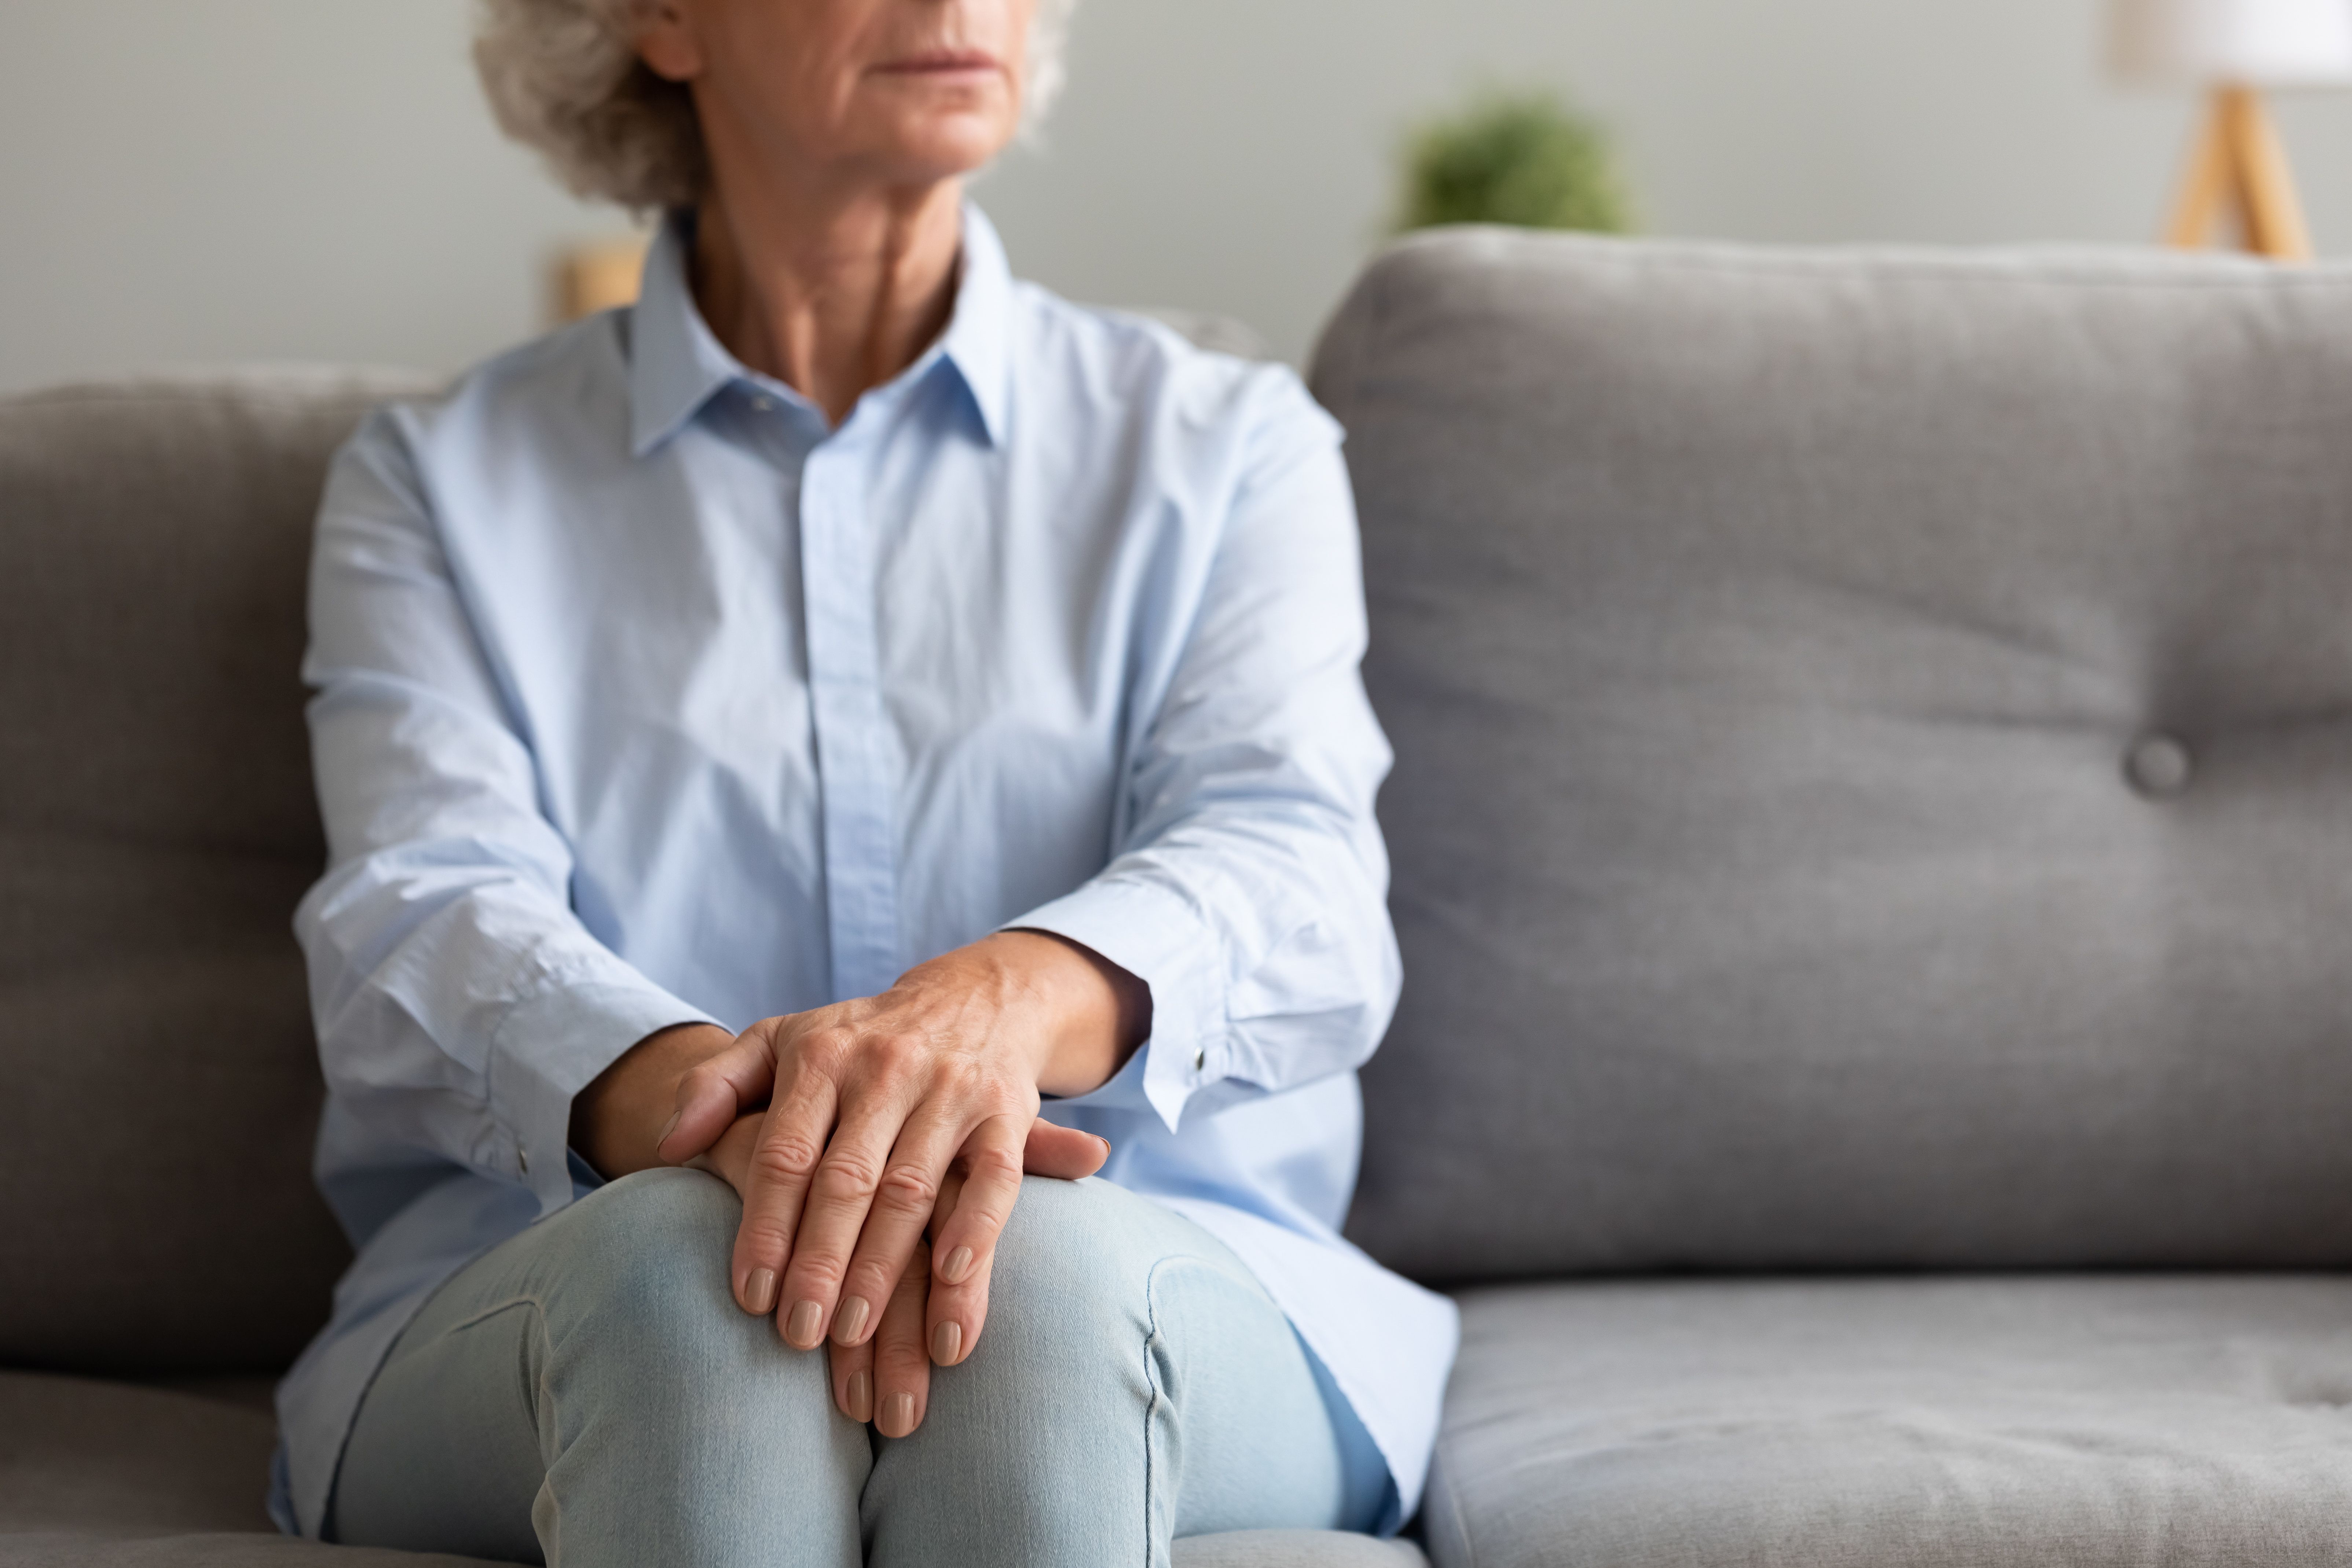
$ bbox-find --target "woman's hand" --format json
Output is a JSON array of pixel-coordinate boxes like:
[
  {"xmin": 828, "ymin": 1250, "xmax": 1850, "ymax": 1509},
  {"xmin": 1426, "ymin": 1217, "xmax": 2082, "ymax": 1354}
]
[
  {"xmin": 572, "ymin": 1020, "xmax": 740, "ymax": 1179},
  {"xmin": 571, "ymin": 1004, "xmax": 1113, "ymax": 1192},
  {"xmin": 688, "ymin": 1106, "xmax": 1104, "ymax": 1435},
  {"xmin": 653, "ymin": 932, "xmax": 1146, "ymax": 1373}
]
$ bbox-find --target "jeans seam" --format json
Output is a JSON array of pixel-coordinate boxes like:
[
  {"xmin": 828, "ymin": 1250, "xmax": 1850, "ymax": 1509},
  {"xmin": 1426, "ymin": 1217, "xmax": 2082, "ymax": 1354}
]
[
  {"xmin": 420, "ymin": 1294, "xmax": 560, "ymax": 1560},
  {"xmin": 442, "ymin": 1293, "xmax": 567, "ymax": 1565},
  {"xmin": 333, "ymin": 1292, "xmax": 555, "ymax": 1557},
  {"xmin": 432, "ymin": 1291, "xmax": 548, "ymax": 1337},
  {"xmin": 431, "ymin": 1289, "xmax": 554, "ymax": 1439},
  {"xmin": 1142, "ymin": 1260, "xmax": 1168, "ymax": 1568},
  {"xmin": 529, "ymin": 1296, "xmax": 561, "ymax": 1568},
  {"xmin": 1140, "ymin": 1251, "xmax": 1246, "ymax": 1566}
]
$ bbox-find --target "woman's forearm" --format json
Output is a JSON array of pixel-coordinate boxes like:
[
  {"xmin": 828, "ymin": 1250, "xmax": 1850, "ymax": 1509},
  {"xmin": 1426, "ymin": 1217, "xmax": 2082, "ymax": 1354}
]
[
  {"xmin": 986, "ymin": 928, "xmax": 1151, "ymax": 1098},
  {"xmin": 570, "ymin": 1020, "xmax": 738, "ymax": 1180}
]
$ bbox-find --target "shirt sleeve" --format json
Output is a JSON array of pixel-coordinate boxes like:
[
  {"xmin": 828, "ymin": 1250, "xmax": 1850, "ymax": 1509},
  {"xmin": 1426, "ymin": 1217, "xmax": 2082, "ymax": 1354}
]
[
  {"xmin": 294, "ymin": 407, "xmax": 718, "ymax": 1217},
  {"xmin": 1008, "ymin": 372, "xmax": 1403, "ymax": 1131}
]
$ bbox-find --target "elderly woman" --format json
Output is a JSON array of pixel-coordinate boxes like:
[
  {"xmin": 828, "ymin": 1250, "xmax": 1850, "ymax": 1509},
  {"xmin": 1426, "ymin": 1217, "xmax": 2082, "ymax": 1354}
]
[{"xmin": 270, "ymin": 0, "xmax": 1456, "ymax": 1563}]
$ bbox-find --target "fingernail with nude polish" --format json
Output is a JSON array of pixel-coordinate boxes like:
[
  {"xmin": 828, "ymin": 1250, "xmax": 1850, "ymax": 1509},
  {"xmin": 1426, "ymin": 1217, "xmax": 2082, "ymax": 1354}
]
[
  {"xmin": 931, "ymin": 1320, "xmax": 962, "ymax": 1365},
  {"xmin": 786, "ymin": 1300, "xmax": 824, "ymax": 1348},
  {"xmin": 834, "ymin": 1295, "xmax": 871, "ymax": 1344},
  {"xmin": 743, "ymin": 1268, "xmax": 777, "ymax": 1315},
  {"xmin": 941, "ymin": 1246, "xmax": 975, "ymax": 1285},
  {"xmin": 846, "ymin": 1369, "xmax": 873, "ymax": 1424},
  {"xmin": 1095, "ymin": 1135, "xmax": 1113, "ymax": 1155},
  {"xmin": 656, "ymin": 1111, "xmax": 681, "ymax": 1152},
  {"xmin": 881, "ymin": 1392, "xmax": 916, "ymax": 1438}
]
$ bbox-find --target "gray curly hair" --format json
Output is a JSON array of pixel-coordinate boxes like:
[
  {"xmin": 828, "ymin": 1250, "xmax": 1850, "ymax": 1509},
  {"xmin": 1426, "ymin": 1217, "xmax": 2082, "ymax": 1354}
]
[{"xmin": 475, "ymin": 0, "xmax": 1078, "ymax": 212}]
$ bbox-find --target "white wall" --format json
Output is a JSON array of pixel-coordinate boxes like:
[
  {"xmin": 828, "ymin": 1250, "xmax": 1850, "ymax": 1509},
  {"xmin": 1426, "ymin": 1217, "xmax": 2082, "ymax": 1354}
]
[{"xmin": 9, "ymin": 0, "xmax": 2352, "ymax": 390}]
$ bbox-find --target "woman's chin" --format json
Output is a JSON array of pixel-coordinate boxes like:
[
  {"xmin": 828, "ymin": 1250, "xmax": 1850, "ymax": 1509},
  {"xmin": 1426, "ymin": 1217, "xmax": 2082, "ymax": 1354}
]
[{"xmin": 855, "ymin": 120, "xmax": 1018, "ymax": 185}]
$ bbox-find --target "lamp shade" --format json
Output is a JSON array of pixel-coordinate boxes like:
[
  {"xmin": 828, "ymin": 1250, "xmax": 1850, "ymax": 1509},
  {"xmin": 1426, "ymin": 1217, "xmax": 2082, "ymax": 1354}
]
[{"xmin": 2110, "ymin": 0, "xmax": 2352, "ymax": 84}]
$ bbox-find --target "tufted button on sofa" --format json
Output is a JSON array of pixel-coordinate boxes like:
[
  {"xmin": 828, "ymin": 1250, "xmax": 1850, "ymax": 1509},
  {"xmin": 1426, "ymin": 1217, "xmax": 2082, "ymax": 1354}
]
[{"xmin": 10, "ymin": 230, "xmax": 2352, "ymax": 1566}]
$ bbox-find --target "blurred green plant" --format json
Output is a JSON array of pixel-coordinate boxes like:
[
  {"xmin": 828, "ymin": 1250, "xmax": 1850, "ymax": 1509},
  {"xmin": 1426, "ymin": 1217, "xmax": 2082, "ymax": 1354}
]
[{"xmin": 1397, "ymin": 90, "xmax": 1634, "ymax": 236}]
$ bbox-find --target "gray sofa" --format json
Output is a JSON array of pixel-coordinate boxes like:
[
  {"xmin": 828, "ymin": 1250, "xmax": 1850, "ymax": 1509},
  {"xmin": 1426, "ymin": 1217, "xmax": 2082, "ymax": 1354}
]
[{"xmin": 8, "ymin": 228, "xmax": 2352, "ymax": 1567}]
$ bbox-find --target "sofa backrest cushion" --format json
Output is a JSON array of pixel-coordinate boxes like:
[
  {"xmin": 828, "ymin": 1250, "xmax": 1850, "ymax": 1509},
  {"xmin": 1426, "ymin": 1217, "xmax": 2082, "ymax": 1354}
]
[
  {"xmin": 1315, "ymin": 231, "xmax": 2352, "ymax": 1283},
  {"xmin": 0, "ymin": 371, "xmax": 431, "ymax": 1372}
]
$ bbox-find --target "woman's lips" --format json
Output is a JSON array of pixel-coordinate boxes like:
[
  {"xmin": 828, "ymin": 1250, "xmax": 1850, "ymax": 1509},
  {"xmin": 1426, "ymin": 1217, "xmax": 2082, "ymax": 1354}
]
[{"xmin": 873, "ymin": 51, "xmax": 1003, "ymax": 76}]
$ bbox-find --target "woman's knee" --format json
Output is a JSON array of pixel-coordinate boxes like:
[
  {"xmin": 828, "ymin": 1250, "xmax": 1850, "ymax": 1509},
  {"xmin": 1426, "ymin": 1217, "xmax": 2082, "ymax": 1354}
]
[
  {"xmin": 963, "ymin": 1179, "xmax": 1367, "ymax": 1534},
  {"xmin": 982, "ymin": 1176, "xmax": 1164, "ymax": 1347},
  {"xmin": 528, "ymin": 1168, "xmax": 807, "ymax": 1390},
  {"xmin": 862, "ymin": 1178, "xmax": 1168, "ymax": 1543},
  {"xmin": 961, "ymin": 1175, "xmax": 1251, "ymax": 1397}
]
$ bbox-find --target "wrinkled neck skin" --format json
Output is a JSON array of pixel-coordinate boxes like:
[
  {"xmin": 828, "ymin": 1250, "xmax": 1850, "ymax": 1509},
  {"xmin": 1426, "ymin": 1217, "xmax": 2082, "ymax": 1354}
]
[{"xmin": 689, "ymin": 157, "xmax": 964, "ymax": 428}]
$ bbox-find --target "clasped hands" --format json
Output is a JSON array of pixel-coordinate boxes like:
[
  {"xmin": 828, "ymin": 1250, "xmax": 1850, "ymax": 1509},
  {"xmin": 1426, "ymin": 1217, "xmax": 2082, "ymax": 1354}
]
[{"xmin": 569, "ymin": 930, "xmax": 1147, "ymax": 1439}]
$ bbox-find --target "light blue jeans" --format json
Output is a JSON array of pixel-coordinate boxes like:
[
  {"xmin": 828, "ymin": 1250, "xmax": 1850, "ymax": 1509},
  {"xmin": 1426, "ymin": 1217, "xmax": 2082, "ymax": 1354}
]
[{"xmin": 327, "ymin": 1169, "xmax": 1388, "ymax": 1567}]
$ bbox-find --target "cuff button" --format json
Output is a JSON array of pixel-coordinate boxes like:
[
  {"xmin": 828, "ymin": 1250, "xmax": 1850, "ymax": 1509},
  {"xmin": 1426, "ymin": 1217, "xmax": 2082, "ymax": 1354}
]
[{"xmin": 1193, "ymin": 1047, "xmax": 1207, "ymax": 1071}]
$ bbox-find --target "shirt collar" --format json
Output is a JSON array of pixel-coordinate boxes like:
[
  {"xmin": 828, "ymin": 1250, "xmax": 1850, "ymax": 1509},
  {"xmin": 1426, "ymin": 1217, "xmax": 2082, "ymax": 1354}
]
[
  {"xmin": 938, "ymin": 204, "xmax": 1013, "ymax": 446},
  {"xmin": 629, "ymin": 201, "xmax": 1015, "ymax": 457}
]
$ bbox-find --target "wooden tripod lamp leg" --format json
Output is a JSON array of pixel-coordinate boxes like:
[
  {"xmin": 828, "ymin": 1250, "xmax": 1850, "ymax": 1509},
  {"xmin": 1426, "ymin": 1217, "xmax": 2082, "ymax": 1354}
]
[
  {"xmin": 2165, "ymin": 93, "xmax": 2232, "ymax": 249},
  {"xmin": 2166, "ymin": 85, "xmax": 2315, "ymax": 261},
  {"xmin": 2221, "ymin": 86, "xmax": 2315, "ymax": 261}
]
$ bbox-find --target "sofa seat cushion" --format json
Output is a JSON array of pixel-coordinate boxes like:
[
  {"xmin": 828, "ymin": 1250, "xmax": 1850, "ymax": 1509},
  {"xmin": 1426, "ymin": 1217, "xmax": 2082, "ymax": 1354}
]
[
  {"xmin": 1428, "ymin": 1275, "xmax": 2352, "ymax": 1568},
  {"xmin": 0, "ymin": 1372, "xmax": 285, "ymax": 1539},
  {"xmin": 0, "ymin": 1535, "xmax": 1423, "ymax": 1568},
  {"xmin": 1174, "ymin": 1534, "xmax": 1428, "ymax": 1567},
  {"xmin": 0, "ymin": 1536, "xmax": 495, "ymax": 1567},
  {"xmin": 0, "ymin": 1370, "xmax": 1420, "ymax": 1566}
]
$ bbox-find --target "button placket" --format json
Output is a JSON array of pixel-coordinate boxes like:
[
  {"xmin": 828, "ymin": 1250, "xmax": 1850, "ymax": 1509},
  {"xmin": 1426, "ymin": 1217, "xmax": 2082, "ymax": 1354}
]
[{"xmin": 799, "ymin": 437, "xmax": 903, "ymax": 1003}]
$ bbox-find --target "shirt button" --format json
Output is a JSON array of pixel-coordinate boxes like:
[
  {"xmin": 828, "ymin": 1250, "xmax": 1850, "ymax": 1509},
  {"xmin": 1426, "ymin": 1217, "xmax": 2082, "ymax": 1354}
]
[
  {"xmin": 517, "ymin": 1148, "xmax": 531, "ymax": 1175},
  {"xmin": 750, "ymin": 395, "xmax": 775, "ymax": 414},
  {"xmin": 1193, "ymin": 1047, "xmax": 1207, "ymax": 1071},
  {"xmin": 2125, "ymin": 733, "xmax": 2194, "ymax": 798}
]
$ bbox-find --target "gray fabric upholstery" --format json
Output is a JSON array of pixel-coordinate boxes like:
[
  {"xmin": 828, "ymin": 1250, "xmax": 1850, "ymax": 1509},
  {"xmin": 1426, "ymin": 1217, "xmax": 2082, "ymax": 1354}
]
[
  {"xmin": 1315, "ymin": 229, "xmax": 2352, "ymax": 1283},
  {"xmin": 0, "ymin": 371, "xmax": 437, "ymax": 1374},
  {"xmin": 1172, "ymin": 1533, "xmax": 1428, "ymax": 1567},
  {"xmin": 0, "ymin": 1371, "xmax": 281, "ymax": 1537},
  {"xmin": 0, "ymin": 1536, "xmax": 1412, "ymax": 1568},
  {"xmin": 0, "ymin": 1537, "xmax": 491, "ymax": 1567},
  {"xmin": 1425, "ymin": 1275, "xmax": 2352, "ymax": 1568}
]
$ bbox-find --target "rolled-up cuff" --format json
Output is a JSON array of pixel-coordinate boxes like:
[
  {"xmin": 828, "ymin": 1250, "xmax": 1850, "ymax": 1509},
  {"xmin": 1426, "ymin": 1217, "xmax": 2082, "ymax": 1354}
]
[
  {"xmin": 489, "ymin": 978, "xmax": 719, "ymax": 1215},
  {"xmin": 1007, "ymin": 878, "xmax": 1227, "ymax": 1132}
]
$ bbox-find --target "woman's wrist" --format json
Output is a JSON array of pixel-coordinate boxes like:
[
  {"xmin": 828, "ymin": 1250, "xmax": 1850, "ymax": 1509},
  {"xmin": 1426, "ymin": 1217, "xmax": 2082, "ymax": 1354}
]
[
  {"xmin": 985, "ymin": 930, "xmax": 1150, "ymax": 1098},
  {"xmin": 569, "ymin": 1020, "xmax": 737, "ymax": 1179}
]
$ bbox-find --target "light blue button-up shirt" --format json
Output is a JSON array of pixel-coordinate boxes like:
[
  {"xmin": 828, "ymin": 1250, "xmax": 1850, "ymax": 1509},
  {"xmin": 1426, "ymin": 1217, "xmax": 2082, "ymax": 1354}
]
[{"xmin": 272, "ymin": 205, "xmax": 1458, "ymax": 1539}]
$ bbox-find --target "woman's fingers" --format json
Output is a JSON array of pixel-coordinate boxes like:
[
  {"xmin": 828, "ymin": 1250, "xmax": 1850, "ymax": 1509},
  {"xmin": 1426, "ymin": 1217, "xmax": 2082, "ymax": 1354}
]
[
  {"xmin": 806, "ymin": 1114, "xmax": 1086, "ymax": 1358},
  {"xmin": 804, "ymin": 1096, "xmax": 967, "ymax": 1351},
  {"xmin": 827, "ymin": 1330, "xmax": 876, "ymax": 1425},
  {"xmin": 872, "ymin": 1238, "xmax": 933, "ymax": 1439},
  {"xmin": 657, "ymin": 1023, "xmax": 779, "ymax": 1164},
  {"xmin": 924, "ymin": 1113, "xmax": 1029, "ymax": 1367},
  {"xmin": 1022, "ymin": 1118, "xmax": 1111, "ymax": 1180},
  {"xmin": 728, "ymin": 1042, "xmax": 844, "ymax": 1326},
  {"xmin": 763, "ymin": 1108, "xmax": 1095, "ymax": 1350},
  {"xmin": 682, "ymin": 1112, "xmax": 763, "ymax": 1201}
]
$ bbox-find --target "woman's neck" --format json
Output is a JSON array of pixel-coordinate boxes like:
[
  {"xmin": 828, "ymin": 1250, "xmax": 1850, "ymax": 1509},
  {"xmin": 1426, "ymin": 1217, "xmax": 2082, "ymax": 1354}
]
[{"xmin": 690, "ymin": 175, "xmax": 965, "ymax": 427}]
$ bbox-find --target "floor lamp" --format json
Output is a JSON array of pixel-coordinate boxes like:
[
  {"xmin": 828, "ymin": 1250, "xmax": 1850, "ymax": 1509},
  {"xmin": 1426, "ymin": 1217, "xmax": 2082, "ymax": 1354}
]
[{"xmin": 2110, "ymin": 0, "xmax": 2352, "ymax": 260}]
